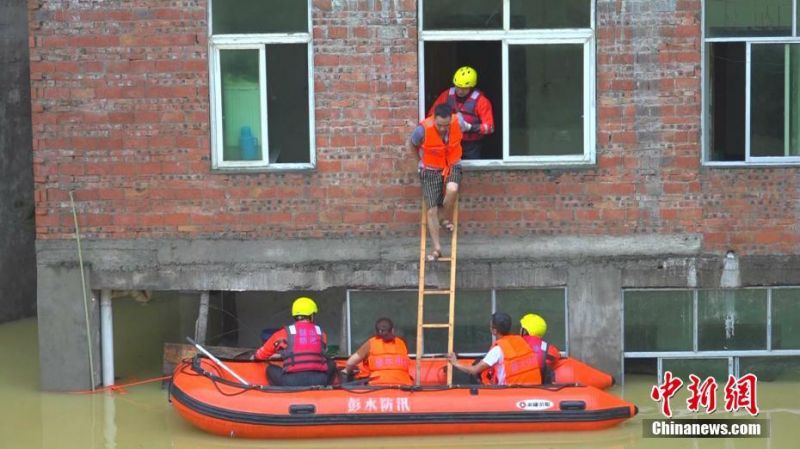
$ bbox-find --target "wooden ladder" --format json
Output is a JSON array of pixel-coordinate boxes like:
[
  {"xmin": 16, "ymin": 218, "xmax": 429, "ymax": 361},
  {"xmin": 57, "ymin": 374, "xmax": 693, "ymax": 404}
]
[{"xmin": 415, "ymin": 199, "xmax": 459, "ymax": 385}]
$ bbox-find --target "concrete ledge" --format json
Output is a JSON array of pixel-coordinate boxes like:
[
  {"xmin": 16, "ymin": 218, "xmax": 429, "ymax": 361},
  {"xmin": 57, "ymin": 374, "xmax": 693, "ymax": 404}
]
[{"xmin": 36, "ymin": 234, "xmax": 702, "ymax": 290}]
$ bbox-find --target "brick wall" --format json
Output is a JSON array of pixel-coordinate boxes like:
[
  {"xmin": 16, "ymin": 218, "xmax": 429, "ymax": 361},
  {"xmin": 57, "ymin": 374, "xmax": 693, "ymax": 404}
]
[{"xmin": 28, "ymin": 0, "xmax": 800, "ymax": 255}]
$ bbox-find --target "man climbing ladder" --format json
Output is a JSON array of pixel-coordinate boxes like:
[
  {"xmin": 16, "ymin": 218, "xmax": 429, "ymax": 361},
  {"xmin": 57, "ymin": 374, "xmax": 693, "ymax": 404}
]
[
  {"xmin": 408, "ymin": 103, "xmax": 465, "ymax": 385},
  {"xmin": 407, "ymin": 103, "xmax": 464, "ymax": 262}
]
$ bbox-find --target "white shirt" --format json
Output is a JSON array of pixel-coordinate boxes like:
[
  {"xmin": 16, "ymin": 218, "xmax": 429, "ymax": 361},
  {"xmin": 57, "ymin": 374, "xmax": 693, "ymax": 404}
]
[{"xmin": 481, "ymin": 345, "xmax": 506, "ymax": 385}]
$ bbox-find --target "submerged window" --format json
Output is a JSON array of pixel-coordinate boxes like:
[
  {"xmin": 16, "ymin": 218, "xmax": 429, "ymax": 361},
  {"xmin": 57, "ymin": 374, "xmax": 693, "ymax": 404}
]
[
  {"xmin": 347, "ymin": 288, "xmax": 566, "ymax": 355},
  {"xmin": 624, "ymin": 287, "xmax": 800, "ymax": 383},
  {"xmin": 420, "ymin": 0, "xmax": 595, "ymax": 166},
  {"xmin": 209, "ymin": 0, "xmax": 314, "ymax": 169},
  {"xmin": 704, "ymin": 0, "xmax": 800, "ymax": 163}
]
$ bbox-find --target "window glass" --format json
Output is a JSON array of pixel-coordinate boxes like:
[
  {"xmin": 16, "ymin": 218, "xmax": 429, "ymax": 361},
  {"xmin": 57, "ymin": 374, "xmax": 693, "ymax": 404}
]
[
  {"xmin": 212, "ymin": 0, "xmax": 307, "ymax": 34},
  {"xmin": 510, "ymin": 0, "xmax": 591, "ymax": 29},
  {"xmin": 662, "ymin": 358, "xmax": 730, "ymax": 384},
  {"xmin": 349, "ymin": 290, "xmax": 492, "ymax": 355},
  {"xmin": 705, "ymin": 0, "xmax": 792, "ymax": 38},
  {"xmin": 423, "ymin": 0, "xmax": 503, "ymax": 30},
  {"xmin": 708, "ymin": 42, "xmax": 746, "ymax": 161},
  {"xmin": 349, "ymin": 291, "xmax": 417, "ymax": 353},
  {"xmin": 495, "ymin": 288, "xmax": 566, "ymax": 349},
  {"xmin": 453, "ymin": 290, "xmax": 493, "ymax": 353},
  {"xmin": 220, "ymin": 49, "xmax": 262, "ymax": 162},
  {"xmin": 698, "ymin": 290, "xmax": 767, "ymax": 351},
  {"xmin": 771, "ymin": 288, "xmax": 800, "ymax": 349},
  {"xmin": 740, "ymin": 356, "xmax": 800, "ymax": 381},
  {"xmin": 509, "ymin": 44, "xmax": 584, "ymax": 156},
  {"xmin": 624, "ymin": 290, "xmax": 694, "ymax": 352},
  {"xmin": 751, "ymin": 44, "xmax": 800, "ymax": 157},
  {"xmin": 266, "ymin": 44, "xmax": 310, "ymax": 163}
]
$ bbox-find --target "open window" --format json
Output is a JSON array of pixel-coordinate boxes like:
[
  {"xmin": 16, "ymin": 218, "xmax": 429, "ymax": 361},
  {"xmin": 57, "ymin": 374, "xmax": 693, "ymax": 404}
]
[
  {"xmin": 704, "ymin": 0, "xmax": 800, "ymax": 164},
  {"xmin": 419, "ymin": 0, "xmax": 595, "ymax": 167},
  {"xmin": 209, "ymin": 0, "xmax": 315, "ymax": 170}
]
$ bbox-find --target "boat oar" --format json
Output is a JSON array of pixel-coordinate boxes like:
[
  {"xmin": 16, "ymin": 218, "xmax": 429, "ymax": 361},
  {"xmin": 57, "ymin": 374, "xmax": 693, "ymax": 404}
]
[{"xmin": 186, "ymin": 337, "xmax": 250, "ymax": 386}]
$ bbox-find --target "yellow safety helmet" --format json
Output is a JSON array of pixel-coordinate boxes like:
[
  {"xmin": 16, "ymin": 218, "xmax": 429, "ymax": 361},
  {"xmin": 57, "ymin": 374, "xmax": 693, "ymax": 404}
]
[
  {"xmin": 292, "ymin": 296, "xmax": 318, "ymax": 317},
  {"xmin": 520, "ymin": 313, "xmax": 547, "ymax": 337},
  {"xmin": 452, "ymin": 66, "xmax": 478, "ymax": 88}
]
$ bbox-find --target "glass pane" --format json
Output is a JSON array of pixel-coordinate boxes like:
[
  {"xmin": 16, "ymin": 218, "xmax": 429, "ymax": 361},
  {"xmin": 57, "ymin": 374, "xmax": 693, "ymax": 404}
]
[
  {"xmin": 698, "ymin": 290, "xmax": 767, "ymax": 351},
  {"xmin": 453, "ymin": 290, "xmax": 492, "ymax": 353},
  {"xmin": 349, "ymin": 291, "xmax": 417, "ymax": 354},
  {"xmin": 509, "ymin": 44, "xmax": 583, "ymax": 156},
  {"xmin": 212, "ymin": 0, "xmax": 307, "ymax": 34},
  {"xmin": 751, "ymin": 44, "xmax": 800, "ymax": 157},
  {"xmin": 348, "ymin": 290, "xmax": 492, "ymax": 355},
  {"xmin": 510, "ymin": 0, "xmax": 591, "ymax": 29},
  {"xmin": 708, "ymin": 42, "xmax": 746, "ymax": 161},
  {"xmin": 662, "ymin": 358, "xmax": 730, "ymax": 384},
  {"xmin": 495, "ymin": 288, "xmax": 566, "ymax": 349},
  {"xmin": 705, "ymin": 0, "xmax": 791, "ymax": 38},
  {"xmin": 772, "ymin": 289, "xmax": 800, "ymax": 349},
  {"xmin": 220, "ymin": 49, "xmax": 262, "ymax": 162},
  {"xmin": 423, "ymin": 0, "xmax": 503, "ymax": 30},
  {"xmin": 624, "ymin": 291, "xmax": 694, "ymax": 352},
  {"xmin": 740, "ymin": 356, "xmax": 800, "ymax": 382},
  {"xmin": 265, "ymin": 44, "xmax": 310, "ymax": 163}
]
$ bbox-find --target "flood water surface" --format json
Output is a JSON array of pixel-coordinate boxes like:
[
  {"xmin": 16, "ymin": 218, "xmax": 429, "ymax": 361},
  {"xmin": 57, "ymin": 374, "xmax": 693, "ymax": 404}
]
[{"xmin": 1, "ymin": 317, "xmax": 798, "ymax": 449}]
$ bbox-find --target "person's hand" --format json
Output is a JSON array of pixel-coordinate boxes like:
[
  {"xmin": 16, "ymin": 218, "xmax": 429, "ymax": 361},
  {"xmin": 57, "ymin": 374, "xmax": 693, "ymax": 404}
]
[{"xmin": 447, "ymin": 352, "xmax": 458, "ymax": 365}]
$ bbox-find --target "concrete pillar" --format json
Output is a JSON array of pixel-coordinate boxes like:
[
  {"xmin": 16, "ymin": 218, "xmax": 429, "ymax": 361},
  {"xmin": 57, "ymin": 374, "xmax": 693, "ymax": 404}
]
[
  {"xmin": 37, "ymin": 264, "xmax": 100, "ymax": 391},
  {"xmin": 567, "ymin": 264, "xmax": 623, "ymax": 382},
  {"xmin": 195, "ymin": 291, "xmax": 210, "ymax": 345}
]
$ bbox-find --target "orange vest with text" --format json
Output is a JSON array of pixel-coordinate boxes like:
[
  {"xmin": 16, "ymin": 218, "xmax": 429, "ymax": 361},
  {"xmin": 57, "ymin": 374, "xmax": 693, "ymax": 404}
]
[
  {"xmin": 366, "ymin": 336, "xmax": 413, "ymax": 385},
  {"xmin": 491, "ymin": 335, "xmax": 542, "ymax": 385},
  {"xmin": 419, "ymin": 115, "xmax": 463, "ymax": 171}
]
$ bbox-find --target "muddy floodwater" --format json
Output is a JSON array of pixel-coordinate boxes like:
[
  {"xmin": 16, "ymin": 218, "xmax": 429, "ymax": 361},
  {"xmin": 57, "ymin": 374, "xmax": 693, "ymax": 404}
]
[{"xmin": 1, "ymin": 317, "xmax": 798, "ymax": 449}]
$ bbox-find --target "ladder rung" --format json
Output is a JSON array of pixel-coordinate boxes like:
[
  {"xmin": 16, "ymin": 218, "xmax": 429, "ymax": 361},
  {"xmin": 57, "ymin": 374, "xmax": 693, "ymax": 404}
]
[
  {"xmin": 423, "ymin": 289, "xmax": 452, "ymax": 295},
  {"xmin": 421, "ymin": 323, "xmax": 451, "ymax": 329},
  {"xmin": 432, "ymin": 256, "xmax": 452, "ymax": 262}
]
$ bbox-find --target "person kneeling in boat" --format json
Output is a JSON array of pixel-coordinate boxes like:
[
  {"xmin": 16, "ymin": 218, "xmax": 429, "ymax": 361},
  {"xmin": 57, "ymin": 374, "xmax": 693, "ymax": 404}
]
[
  {"xmin": 341, "ymin": 317, "xmax": 413, "ymax": 386},
  {"xmin": 252, "ymin": 296, "xmax": 336, "ymax": 387},
  {"xmin": 520, "ymin": 313, "xmax": 562, "ymax": 384},
  {"xmin": 447, "ymin": 312, "xmax": 542, "ymax": 385}
]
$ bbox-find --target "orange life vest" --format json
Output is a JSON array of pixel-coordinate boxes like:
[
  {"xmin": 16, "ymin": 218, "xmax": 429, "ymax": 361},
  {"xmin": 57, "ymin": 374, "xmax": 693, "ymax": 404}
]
[
  {"xmin": 419, "ymin": 114, "xmax": 462, "ymax": 172},
  {"xmin": 491, "ymin": 335, "xmax": 542, "ymax": 385},
  {"xmin": 366, "ymin": 336, "xmax": 413, "ymax": 385}
]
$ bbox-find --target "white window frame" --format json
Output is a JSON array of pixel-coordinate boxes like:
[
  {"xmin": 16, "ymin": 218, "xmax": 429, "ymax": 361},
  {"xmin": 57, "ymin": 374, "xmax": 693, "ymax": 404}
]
[
  {"xmin": 418, "ymin": 0, "xmax": 596, "ymax": 168},
  {"xmin": 621, "ymin": 287, "xmax": 800, "ymax": 384},
  {"xmin": 702, "ymin": 0, "xmax": 800, "ymax": 166},
  {"xmin": 208, "ymin": 0, "xmax": 316, "ymax": 170}
]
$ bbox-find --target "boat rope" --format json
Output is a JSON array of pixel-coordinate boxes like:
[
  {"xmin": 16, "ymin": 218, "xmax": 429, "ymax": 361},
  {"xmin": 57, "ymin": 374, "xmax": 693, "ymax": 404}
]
[{"xmin": 68, "ymin": 375, "xmax": 172, "ymax": 395}]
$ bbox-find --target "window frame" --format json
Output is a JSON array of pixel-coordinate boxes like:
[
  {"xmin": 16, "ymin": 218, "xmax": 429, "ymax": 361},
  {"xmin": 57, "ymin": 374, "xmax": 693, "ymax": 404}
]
[
  {"xmin": 208, "ymin": 0, "xmax": 316, "ymax": 171},
  {"xmin": 418, "ymin": 0, "xmax": 596, "ymax": 168},
  {"xmin": 346, "ymin": 287, "xmax": 568, "ymax": 357},
  {"xmin": 622, "ymin": 287, "xmax": 800, "ymax": 383},
  {"xmin": 702, "ymin": 0, "xmax": 800, "ymax": 166}
]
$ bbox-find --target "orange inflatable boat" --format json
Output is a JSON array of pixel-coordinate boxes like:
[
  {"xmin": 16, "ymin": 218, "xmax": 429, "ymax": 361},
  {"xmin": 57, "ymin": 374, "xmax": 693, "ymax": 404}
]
[
  {"xmin": 170, "ymin": 356, "xmax": 636, "ymax": 439},
  {"xmin": 396, "ymin": 356, "xmax": 615, "ymax": 390}
]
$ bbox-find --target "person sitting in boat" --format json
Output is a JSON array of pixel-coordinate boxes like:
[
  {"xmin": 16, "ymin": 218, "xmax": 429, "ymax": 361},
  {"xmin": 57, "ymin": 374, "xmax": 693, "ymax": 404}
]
[
  {"xmin": 341, "ymin": 317, "xmax": 413, "ymax": 386},
  {"xmin": 520, "ymin": 313, "xmax": 562, "ymax": 384},
  {"xmin": 252, "ymin": 296, "xmax": 336, "ymax": 387},
  {"xmin": 447, "ymin": 312, "xmax": 542, "ymax": 385}
]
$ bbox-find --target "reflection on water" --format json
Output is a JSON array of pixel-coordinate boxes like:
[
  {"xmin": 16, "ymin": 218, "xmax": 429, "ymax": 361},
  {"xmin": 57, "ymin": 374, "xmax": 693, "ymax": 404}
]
[{"xmin": 1, "ymin": 317, "xmax": 798, "ymax": 449}]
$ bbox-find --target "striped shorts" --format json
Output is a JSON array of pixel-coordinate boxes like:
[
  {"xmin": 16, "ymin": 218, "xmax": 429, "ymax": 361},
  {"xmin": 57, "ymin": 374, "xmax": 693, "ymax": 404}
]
[{"xmin": 419, "ymin": 165, "xmax": 462, "ymax": 208}]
